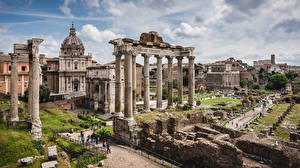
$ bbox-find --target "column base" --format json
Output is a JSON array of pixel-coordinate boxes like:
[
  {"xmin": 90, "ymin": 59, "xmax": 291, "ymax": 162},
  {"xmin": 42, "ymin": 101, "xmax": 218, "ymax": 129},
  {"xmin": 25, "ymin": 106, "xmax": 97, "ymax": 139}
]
[
  {"xmin": 143, "ymin": 109, "xmax": 151, "ymax": 113},
  {"xmin": 114, "ymin": 112, "xmax": 124, "ymax": 118},
  {"xmin": 167, "ymin": 105, "xmax": 174, "ymax": 109},
  {"xmin": 177, "ymin": 103, "xmax": 184, "ymax": 108}
]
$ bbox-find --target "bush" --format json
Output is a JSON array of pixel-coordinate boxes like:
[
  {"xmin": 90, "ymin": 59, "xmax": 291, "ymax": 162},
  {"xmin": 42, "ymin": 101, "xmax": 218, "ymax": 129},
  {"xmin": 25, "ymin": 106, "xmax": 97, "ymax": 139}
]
[
  {"xmin": 253, "ymin": 84, "xmax": 260, "ymax": 90},
  {"xmin": 196, "ymin": 100, "xmax": 201, "ymax": 106},
  {"xmin": 182, "ymin": 103, "xmax": 191, "ymax": 111},
  {"xmin": 162, "ymin": 86, "xmax": 168, "ymax": 100},
  {"xmin": 240, "ymin": 80, "xmax": 246, "ymax": 88},
  {"xmin": 94, "ymin": 127, "xmax": 114, "ymax": 140},
  {"xmin": 230, "ymin": 106, "xmax": 238, "ymax": 111},
  {"xmin": 173, "ymin": 95, "xmax": 178, "ymax": 103},
  {"xmin": 77, "ymin": 114, "xmax": 92, "ymax": 121},
  {"xmin": 32, "ymin": 140, "xmax": 45, "ymax": 155},
  {"xmin": 79, "ymin": 122, "xmax": 90, "ymax": 129}
]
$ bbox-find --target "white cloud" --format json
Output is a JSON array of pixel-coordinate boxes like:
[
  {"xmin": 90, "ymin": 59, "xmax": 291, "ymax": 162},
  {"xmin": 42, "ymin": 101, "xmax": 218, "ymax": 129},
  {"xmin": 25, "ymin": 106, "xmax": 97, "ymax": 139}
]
[
  {"xmin": 59, "ymin": 0, "xmax": 76, "ymax": 17},
  {"xmin": 171, "ymin": 23, "xmax": 208, "ymax": 38},
  {"xmin": 78, "ymin": 24, "xmax": 122, "ymax": 43},
  {"xmin": 82, "ymin": 0, "xmax": 99, "ymax": 8}
]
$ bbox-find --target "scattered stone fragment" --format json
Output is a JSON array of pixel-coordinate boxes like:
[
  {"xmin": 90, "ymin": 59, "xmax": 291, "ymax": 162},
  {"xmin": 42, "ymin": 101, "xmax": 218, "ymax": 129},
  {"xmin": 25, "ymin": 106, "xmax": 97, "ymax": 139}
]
[
  {"xmin": 18, "ymin": 156, "xmax": 34, "ymax": 166},
  {"xmin": 48, "ymin": 145, "xmax": 57, "ymax": 160},
  {"xmin": 41, "ymin": 160, "xmax": 58, "ymax": 168}
]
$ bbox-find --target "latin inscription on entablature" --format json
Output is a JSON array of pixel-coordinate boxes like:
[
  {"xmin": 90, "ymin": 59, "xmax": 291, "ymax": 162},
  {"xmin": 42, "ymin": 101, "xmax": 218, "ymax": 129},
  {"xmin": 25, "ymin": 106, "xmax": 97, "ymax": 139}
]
[{"xmin": 14, "ymin": 44, "xmax": 28, "ymax": 54}]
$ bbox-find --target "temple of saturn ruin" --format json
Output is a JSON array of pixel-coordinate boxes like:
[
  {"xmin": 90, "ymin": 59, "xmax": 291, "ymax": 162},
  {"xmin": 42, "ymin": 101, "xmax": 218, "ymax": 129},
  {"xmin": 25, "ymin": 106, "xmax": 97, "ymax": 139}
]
[
  {"xmin": 109, "ymin": 31, "xmax": 196, "ymax": 143},
  {"xmin": 9, "ymin": 38, "xmax": 43, "ymax": 140}
]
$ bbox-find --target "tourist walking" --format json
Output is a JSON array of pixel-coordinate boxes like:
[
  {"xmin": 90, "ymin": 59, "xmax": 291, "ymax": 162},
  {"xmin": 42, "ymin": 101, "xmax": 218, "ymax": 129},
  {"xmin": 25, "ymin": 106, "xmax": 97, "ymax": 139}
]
[
  {"xmin": 107, "ymin": 142, "xmax": 111, "ymax": 154},
  {"xmin": 81, "ymin": 131, "xmax": 85, "ymax": 145}
]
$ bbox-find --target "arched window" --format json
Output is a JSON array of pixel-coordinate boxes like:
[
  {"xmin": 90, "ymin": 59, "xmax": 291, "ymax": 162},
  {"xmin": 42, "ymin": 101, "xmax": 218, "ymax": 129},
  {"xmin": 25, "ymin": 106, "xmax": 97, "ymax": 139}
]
[{"xmin": 75, "ymin": 62, "xmax": 78, "ymax": 70}]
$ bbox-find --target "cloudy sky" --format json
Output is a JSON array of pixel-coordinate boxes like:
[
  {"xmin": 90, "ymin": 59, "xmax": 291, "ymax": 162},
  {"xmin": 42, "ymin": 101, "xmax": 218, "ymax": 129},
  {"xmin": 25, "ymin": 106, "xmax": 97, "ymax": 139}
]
[{"xmin": 0, "ymin": 0, "xmax": 300, "ymax": 65}]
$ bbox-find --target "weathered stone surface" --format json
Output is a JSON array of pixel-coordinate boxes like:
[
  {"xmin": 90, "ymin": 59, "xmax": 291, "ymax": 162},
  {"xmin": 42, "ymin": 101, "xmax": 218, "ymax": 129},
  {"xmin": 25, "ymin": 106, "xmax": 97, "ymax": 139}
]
[
  {"xmin": 236, "ymin": 134, "xmax": 300, "ymax": 168},
  {"xmin": 18, "ymin": 157, "xmax": 34, "ymax": 166},
  {"xmin": 48, "ymin": 145, "xmax": 57, "ymax": 160},
  {"xmin": 41, "ymin": 160, "xmax": 58, "ymax": 168}
]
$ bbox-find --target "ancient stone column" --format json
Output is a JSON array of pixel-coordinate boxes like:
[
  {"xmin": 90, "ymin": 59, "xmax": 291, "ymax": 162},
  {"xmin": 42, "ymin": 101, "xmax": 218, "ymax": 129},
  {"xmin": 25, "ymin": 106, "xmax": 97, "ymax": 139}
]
[
  {"xmin": 114, "ymin": 53, "xmax": 123, "ymax": 117},
  {"xmin": 28, "ymin": 53, "xmax": 33, "ymax": 121},
  {"xmin": 156, "ymin": 55, "xmax": 163, "ymax": 110},
  {"xmin": 104, "ymin": 81, "xmax": 108, "ymax": 113},
  {"xmin": 132, "ymin": 54, "xmax": 137, "ymax": 115},
  {"xmin": 188, "ymin": 56, "xmax": 195, "ymax": 108},
  {"xmin": 176, "ymin": 56, "xmax": 183, "ymax": 106},
  {"xmin": 124, "ymin": 46, "xmax": 133, "ymax": 120},
  {"xmin": 9, "ymin": 53, "xmax": 19, "ymax": 121},
  {"xmin": 28, "ymin": 38, "xmax": 43, "ymax": 140},
  {"xmin": 142, "ymin": 54, "xmax": 151, "ymax": 112},
  {"xmin": 167, "ymin": 56, "xmax": 173, "ymax": 108},
  {"xmin": 107, "ymin": 82, "xmax": 111, "ymax": 113}
]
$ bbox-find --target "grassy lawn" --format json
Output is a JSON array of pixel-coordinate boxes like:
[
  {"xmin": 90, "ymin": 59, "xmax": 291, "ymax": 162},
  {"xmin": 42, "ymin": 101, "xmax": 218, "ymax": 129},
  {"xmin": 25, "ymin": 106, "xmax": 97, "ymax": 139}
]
[
  {"xmin": 274, "ymin": 104, "xmax": 300, "ymax": 141},
  {"xmin": 200, "ymin": 97, "xmax": 241, "ymax": 109},
  {"xmin": 0, "ymin": 124, "xmax": 41, "ymax": 167},
  {"xmin": 40, "ymin": 108, "xmax": 83, "ymax": 136},
  {"xmin": 253, "ymin": 103, "xmax": 289, "ymax": 133}
]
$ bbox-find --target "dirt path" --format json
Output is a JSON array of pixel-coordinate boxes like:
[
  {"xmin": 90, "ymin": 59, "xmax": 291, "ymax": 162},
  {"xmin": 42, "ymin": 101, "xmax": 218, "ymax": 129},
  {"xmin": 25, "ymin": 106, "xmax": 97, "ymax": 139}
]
[
  {"xmin": 104, "ymin": 145, "xmax": 163, "ymax": 168},
  {"xmin": 226, "ymin": 95, "xmax": 275, "ymax": 130}
]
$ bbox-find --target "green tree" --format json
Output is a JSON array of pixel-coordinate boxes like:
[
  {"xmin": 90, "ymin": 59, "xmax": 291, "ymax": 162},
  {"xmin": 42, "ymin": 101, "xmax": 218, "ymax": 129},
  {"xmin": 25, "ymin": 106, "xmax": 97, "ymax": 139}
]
[
  {"xmin": 94, "ymin": 127, "xmax": 114, "ymax": 140},
  {"xmin": 259, "ymin": 68, "xmax": 265, "ymax": 74},
  {"xmin": 24, "ymin": 84, "xmax": 51, "ymax": 102},
  {"xmin": 266, "ymin": 74, "xmax": 288, "ymax": 90},
  {"xmin": 240, "ymin": 80, "xmax": 246, "ymax": 88},
  {"xmin": 286, "ymin": 71, "xmax": 298, "ymax": 81}
]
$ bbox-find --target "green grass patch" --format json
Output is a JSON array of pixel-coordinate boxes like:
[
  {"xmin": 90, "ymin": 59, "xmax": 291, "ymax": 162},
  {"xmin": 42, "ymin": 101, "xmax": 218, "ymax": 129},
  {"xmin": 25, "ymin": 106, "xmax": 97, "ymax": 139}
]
[
  {"xmin": 40, "ymin": 108, "xmax": 83, "ymax": 136},
  {"xmin": 253, "ymin": 103, "xmax": 289, "ymax": 133},
  {"xmin": 0, "ymin": 124, "xmax": 40, "ymax": 167}
]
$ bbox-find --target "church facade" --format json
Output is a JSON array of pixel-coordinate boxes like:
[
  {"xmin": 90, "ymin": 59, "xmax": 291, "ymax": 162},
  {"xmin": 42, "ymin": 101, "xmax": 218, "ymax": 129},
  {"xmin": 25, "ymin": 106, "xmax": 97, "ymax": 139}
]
[{"xmin": 47, "ymin": 24, "xmax": 94, "ymax": 99}]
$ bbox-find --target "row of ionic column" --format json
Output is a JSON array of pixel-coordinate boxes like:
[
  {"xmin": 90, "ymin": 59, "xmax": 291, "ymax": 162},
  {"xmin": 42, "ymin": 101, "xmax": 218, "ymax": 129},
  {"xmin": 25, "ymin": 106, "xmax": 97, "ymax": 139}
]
[
  {"xmin": 114, "ymin": 50, "xmax": 195, "ymax": 120},
  {"xmin": 9, "ymin": 38, "xmax": 43, "ymax": 140}
]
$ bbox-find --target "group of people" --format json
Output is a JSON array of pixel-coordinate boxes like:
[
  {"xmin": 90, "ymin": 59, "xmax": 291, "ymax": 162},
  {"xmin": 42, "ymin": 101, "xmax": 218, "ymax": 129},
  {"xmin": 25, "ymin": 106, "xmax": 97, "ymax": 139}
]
[{"xmin": 79, "ymin": 131, "xmax": 112, "ymax": 154}]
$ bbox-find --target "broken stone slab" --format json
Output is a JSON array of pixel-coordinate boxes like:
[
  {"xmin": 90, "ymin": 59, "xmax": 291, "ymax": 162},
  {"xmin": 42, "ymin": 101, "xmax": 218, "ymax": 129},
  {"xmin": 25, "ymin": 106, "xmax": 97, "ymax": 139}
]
[
  {"xmin": 18, "ymin": 156, "xmax": 34, "ymax": 166},
  {"xmin": 48, "ymin": 145, "xmax": 57, "ymax": 160},
  {"xmin": 41, "ymin": 160, "xmax": 58, "ymax": 168}
]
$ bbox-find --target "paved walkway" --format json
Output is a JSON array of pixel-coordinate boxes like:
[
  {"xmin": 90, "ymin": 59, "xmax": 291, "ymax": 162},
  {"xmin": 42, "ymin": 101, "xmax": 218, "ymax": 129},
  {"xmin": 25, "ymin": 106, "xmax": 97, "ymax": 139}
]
[
  {"xmin": 59, "ymin": 131, "xmax": 163, "ymax": 168},
  {"xmin": 226, "ymin": 95, "xmax": 276, "ymax": 130},
  {"xmin": 104, "ymin": 145, "xmax": 163, "ymax": 168}
]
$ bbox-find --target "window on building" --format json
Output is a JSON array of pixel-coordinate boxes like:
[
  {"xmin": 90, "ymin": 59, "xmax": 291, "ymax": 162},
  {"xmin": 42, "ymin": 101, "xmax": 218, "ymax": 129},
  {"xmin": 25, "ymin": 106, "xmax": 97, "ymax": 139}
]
[
  {"xmin": 9, "ymin": 66, "xmax": 11, "ymax": 71},
  {"xmin": 21, "ymin": 66, "xmax": 26, "ymax": 71},
  {"xmin": 75, "ymin": 62, "xmax": 78, "ymax": 70}
]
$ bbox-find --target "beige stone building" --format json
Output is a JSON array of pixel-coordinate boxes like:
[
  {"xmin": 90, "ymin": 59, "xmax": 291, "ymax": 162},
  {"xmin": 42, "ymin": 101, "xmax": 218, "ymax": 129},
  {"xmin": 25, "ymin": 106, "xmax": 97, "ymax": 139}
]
[
  {"xmin": 205, "ymin": 57, "xmax": 254, "ymax": 89},
  {"xmin": 47, "ymin": 23, "xmax": 94, "ymax": 99}
]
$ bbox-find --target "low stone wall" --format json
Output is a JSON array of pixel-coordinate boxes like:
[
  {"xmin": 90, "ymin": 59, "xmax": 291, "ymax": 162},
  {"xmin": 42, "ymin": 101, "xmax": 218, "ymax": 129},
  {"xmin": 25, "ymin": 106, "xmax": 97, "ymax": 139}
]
[
  {"xmin": 113, "ymin": 117, "xmax": 138, "ymax": 145},
  {"xmin": 235, "ymin": 134, "xmax": 300, "ymax": 168},
  {"xmin": 211, "ymin": 124, "xmax": 245, "ymax": 138},
  {"xmin": 140, "ymin": 132, "xmax": 243, "ymax": 168}
]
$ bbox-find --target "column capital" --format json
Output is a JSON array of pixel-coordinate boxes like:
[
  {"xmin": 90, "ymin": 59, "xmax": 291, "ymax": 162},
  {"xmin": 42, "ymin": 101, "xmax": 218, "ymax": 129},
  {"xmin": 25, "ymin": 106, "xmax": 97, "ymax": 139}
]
[
  {"xmin": 9, "ymin": 53, "xmax": 19, "ymax": 61},
  {"xmin": 154, "ymin": 55, "xmax": 163, "ymax": 59},
  {"xmin": 176, "ymin": 56, "xmax": 184, "ymax": 60},
  {"xmin": 166, "ymin": 55, "xmax": 173, "ymax": 60},
  {"xmin": 113, "ymin": 51, "xmax": 122, "ymax": 57},
  {"xmin": 188, "ymin": 56, "xmax": 195, "ymax": 60},
  {"xmin": 142, "ymin": 53, "xmax": 151, "ymax": 58}
]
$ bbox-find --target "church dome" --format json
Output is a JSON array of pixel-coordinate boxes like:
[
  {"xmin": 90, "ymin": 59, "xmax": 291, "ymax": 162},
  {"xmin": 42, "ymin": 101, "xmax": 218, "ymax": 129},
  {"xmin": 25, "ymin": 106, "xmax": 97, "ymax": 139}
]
[{"xmin": 61, "ymin": 23, "xmax": 85, "ymax": 56}]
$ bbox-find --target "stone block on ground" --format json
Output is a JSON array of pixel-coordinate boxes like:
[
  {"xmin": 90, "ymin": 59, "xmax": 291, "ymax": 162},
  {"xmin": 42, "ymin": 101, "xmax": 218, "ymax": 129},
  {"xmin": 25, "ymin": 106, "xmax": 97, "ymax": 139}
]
[
  {"xmin": 18, "ymin": 156, "xmax": 34, "ymax": 166},
  {"xmin": 48, "ymin": 145, "xmax": 57, "ymax": 160},
  {"xmin": 41, "ymin": 160, "xmax": 58, "ymax": 168}
]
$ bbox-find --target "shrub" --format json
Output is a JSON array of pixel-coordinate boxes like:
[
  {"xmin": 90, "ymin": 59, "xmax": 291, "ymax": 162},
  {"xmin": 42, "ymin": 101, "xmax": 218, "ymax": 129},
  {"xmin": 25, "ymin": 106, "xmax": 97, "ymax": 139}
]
[
  {"xmin": 253, "ymin": 84, "xmax": 260, "ymax": 90},
  {"xmin": 162, "ymin": 86, "xmax": 168, "ymax": 100},
  {"xmin": 240, "ymin": 80, "xmax": 246, "ymax": 88},
  {"xmin": 94, "ymin": 127, "xmax": 113, "ymax": 140},
  {"xmin": 182, "ymin": 103, "xmax": 191, "ymax": 111},
  {"xmin": 173, "ymin": 95, "xmax": 178, "ymax": 103},
  {"xmin": 24, "ymin": 84, "xmax": 51, "ymax": 102},
  {"xmin": 230, "ymin": 106, "xmax": 238, "ymax": 111},
  {"xmin": 32, "ymin": 140, "xmax": 45, "ymax": 155},
  {"xmin": 77, "ymin": 114, "xmax": 92, "ymax": 121},
  {"xmin": 196, "ymin": 100, "xmax": 201, "ymax": 106},
  {"xmin": 79, "ymin": 122, "xmax": 90, "ymax": 129}
]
